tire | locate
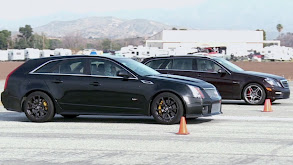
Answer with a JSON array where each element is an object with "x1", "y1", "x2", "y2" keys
[
  {"x1": 23, "y1": 91, "x2": 55, "y2": 122},
  {"x1": 243, "y1": 83, "x2": 266, "y2": 105},
  {"x1": 151, "y1": 92, "x2": 184, "y2": 124},
  {"x1": 61, "y1": 115, "x2": 79, "y2": 119}
]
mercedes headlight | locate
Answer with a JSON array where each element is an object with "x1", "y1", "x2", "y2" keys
[
  {"x1": 264, "y1": 78, "x2": 281, "y2": 87},
  {"x1": 187, "y1": 85, "x2": 205, "y2": 98}
]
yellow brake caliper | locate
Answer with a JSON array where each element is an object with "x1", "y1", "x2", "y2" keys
[
  {"x1": 43, "y1": 101, "x2": 48, "y2": 111},
  {"x1": 158, "y1": 100, "x2": 163, "y2": 115}
]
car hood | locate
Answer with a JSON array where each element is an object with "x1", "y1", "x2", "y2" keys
[
  {"x1": 147, "y1": 74, "x2": 215, "y2": 88},
  {"x1": 239, "y1": 71, "x2": 285, "y2": 80}
]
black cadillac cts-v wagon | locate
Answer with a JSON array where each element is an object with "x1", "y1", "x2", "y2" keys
[{"x1": 1, "y1": 55, "x2": 221, "y2": 124}]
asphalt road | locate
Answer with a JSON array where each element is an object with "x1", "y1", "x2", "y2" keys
[{"x1": 0, "y1": 81, "x2": 293, "y2": 165}]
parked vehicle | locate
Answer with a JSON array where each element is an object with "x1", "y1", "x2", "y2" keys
[
  {"x1": 262, "y1": 46, "x2": 292, "y2": 61},
  {"x1": 8, "y1": 49, "x2": 25, "y2": 61},
  {"x1": 1, "y1": 55, "x2": 221, "y2": 124},
  {"x1": 54, "y1": 48, "x2": 72, "y2": 56},
  {"x1": 0, "y1": 50, "x2": 8, "y2": 61},
  {"x1": 25, "y1": 48, "x2": 40, "y2": 60},
  {"x1": 142, "y1": 55, "x2": 290, "y2": 105},
  {"x1": 40, "y1": 50, "x2": 54, "y2": 58}
]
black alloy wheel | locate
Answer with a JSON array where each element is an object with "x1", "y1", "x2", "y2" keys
[
  {"x1": 243, "y1": 83, "x2": 266, "y2": 105},
  {"x1": 151, "y1": 92, "x2": 184, "y2": 124},
  {"x1": 23, "y1": 91, "x2": 55, "y2": 122}
]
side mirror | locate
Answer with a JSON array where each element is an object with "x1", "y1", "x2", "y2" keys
[
  {"x1": 217, "y1": 69, "x2": 227, "y2": 74},
  {"x1": 117, "y1": 70, "x2": 130, "y2": 79}
]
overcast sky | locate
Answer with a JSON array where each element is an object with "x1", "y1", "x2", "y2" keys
[{"x1": 0, "y1": 0, "x2": 292, "y2": 35}]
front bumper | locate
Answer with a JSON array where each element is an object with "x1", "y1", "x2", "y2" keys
[
  {"x1": 266, "y1": 86, "x2": 290, "y2": 100},
  {"x1": 184, "y1": 96, "x2": 222, "y2": 118}
]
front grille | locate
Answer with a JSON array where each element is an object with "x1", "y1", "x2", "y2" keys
[
  {"x1": 204, "y1": 88, "x2": 221, "y2": 99},
  {"x1": 280, "y1": 80, "x2": 289, "y2": 88}
]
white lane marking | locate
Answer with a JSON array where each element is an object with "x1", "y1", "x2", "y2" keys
[{"x1": 205, "y1": 116, "x2": 293, "y2": 122}]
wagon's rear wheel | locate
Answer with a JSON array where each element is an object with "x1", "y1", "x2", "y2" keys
[{"x1": 24, "y1": 91, "x2": 55, "y2": 122}]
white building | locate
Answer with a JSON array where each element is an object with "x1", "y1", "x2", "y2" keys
[{"x1": 146, "y1": 30, "x2": 279, "y2": 57}]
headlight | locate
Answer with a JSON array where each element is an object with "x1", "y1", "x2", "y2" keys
[
  {"x1": 264, "y1": 78, "x2": 281, "y2": 87},
  {"x1": 187, "y1": 85, "x2": 205, "y2": 98}
]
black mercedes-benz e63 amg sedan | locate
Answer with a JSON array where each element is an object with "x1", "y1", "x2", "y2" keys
[
  {"x1": 1, "y1": 55, "x2": 221, "y2": 124},
  {"x1": 142, "y1": 55, "x2": 290, "y2": 105}
]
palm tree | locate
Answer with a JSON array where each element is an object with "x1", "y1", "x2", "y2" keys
[{"x1": 276, "y1": 24, "x2": 283, "y2": 38}]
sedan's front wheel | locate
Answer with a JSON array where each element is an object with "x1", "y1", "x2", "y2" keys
[
  {"x1": 151, "y1": 92, "x2": 184, "y2": 124},
  {"x1": 243, "y1": 83, "x2": 266, "y2": 105},
  {"x1": 23, "y1": 91, "x2": 55, "y2": 122}
]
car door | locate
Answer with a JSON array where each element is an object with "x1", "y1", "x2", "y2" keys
[
  {"x1": 195, "y1": 58, "x2": 235, "y2": 99},
  {"x1": 84, "y1": 58, "x2": 147, "y2": 115},
  {"x1": 153, "y1": 58, "x2": 200, "y2": 78},
  {"x1": 33, "y1": 58, "x2": 92, "y2": 113}
]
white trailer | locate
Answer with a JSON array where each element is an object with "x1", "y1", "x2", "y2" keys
[
  {"x1": 263, "y1": 46, "x2": 292, "y2": 61},
  {"x1": 40, "y1": 50, "x2": 54, "y2": 58},
  {"x1": 83, "y1": 49, "x2": 103, "y2": 55},
  {"x1": 54, "y1": 48, "x2": 72, "y2": 56},
  {"x1": 25, "y1": 48, "x2": 40, "y2": 59},
  {"x1": 118, "y1": 45, "x2": 170, "y2": 59},
  {"x1": 8, "y1": 49, "x2": 25, "y2": 61},
  {"x1": 0, "y1": 50, "x2": 9, "y2": 61}
]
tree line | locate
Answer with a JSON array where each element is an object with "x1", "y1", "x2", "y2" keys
[
  {"x1": 0, "y1": 25, "x2": 144, "y2": 52},
  {"x1": 0, "y1": 25, "x2": 62, "y2": 50}
]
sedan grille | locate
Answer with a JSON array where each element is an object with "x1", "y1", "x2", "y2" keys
[
  {"x1": 204, "y1": 88, "x2": 221, "y2": 99},
  {"x1": 280, "y1": 80, "x2": 289, "y2": 88}
]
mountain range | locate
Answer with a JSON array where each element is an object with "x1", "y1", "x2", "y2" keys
[{"x1": 34, "y1": 17, "x2": 174, "y2": 39}]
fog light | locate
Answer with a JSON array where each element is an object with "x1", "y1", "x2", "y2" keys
[
  {"x1": 266, "y1": 87, "x2": 273, "y2": 91},
  {"x1": 202, "y1": 106, "x2": 209, "y2": 114},
  {"x1": 275, "y1": 91, "x2": 282, "y2": 95}
]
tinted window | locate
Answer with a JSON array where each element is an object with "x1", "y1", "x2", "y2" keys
[
  {"x1": 35, "y1": 59, "x2": 85, "y2": 74},
  {"x1": 145, "y1": 59, "x2": 170, "y2": 69},
  {"x1": 35, "y1": 61, "x2": 61, "y2": 73},
  {"x1": 196, "y1": 59, "x2": 221, "y2": 72},
  {"x1": 213, "y1": 58, "x2": 243, "y2": 72},
  {"x1": 90, "y1": 59, "x2": 125, "y2": 77},
  {"x1": 172, "y1": 58, "x2": 193, "y2": 70},
  {"x1": 116, "y1": 58, "x2": 160, "y2": 76},
  {"x1": 58, "y1": 59, "x2": 85, "y2": 74}
]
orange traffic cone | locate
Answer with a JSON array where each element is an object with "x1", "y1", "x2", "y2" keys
[
  {"x1": 176, "y1": 116, "x2": 189, "y2": 135},
  {"x1": 262, "y1": 99, "x2": 273, "y2": 112}
]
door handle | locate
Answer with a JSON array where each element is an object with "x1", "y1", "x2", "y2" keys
[
  {"x1": 52, "y1": 80, "x2": 63, "y2": 84},
  {"x1": 89, "y1": 82, "x2": 100, "y2": 86},
  {"x1": 197, "y1": 74, "x2": 202, "y2": 77}
]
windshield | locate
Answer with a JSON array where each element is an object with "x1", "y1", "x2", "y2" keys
[
  {"x1": 116, "y1": 58, "x2": 160, "y2": 76},
  {"x1": 214, "y1": 58, "x2": 244, "y2": 72}
]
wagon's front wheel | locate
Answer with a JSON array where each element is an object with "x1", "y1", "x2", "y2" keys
[{"x1": 151, "y1": 92, "x2": 184, "y2": 124}]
